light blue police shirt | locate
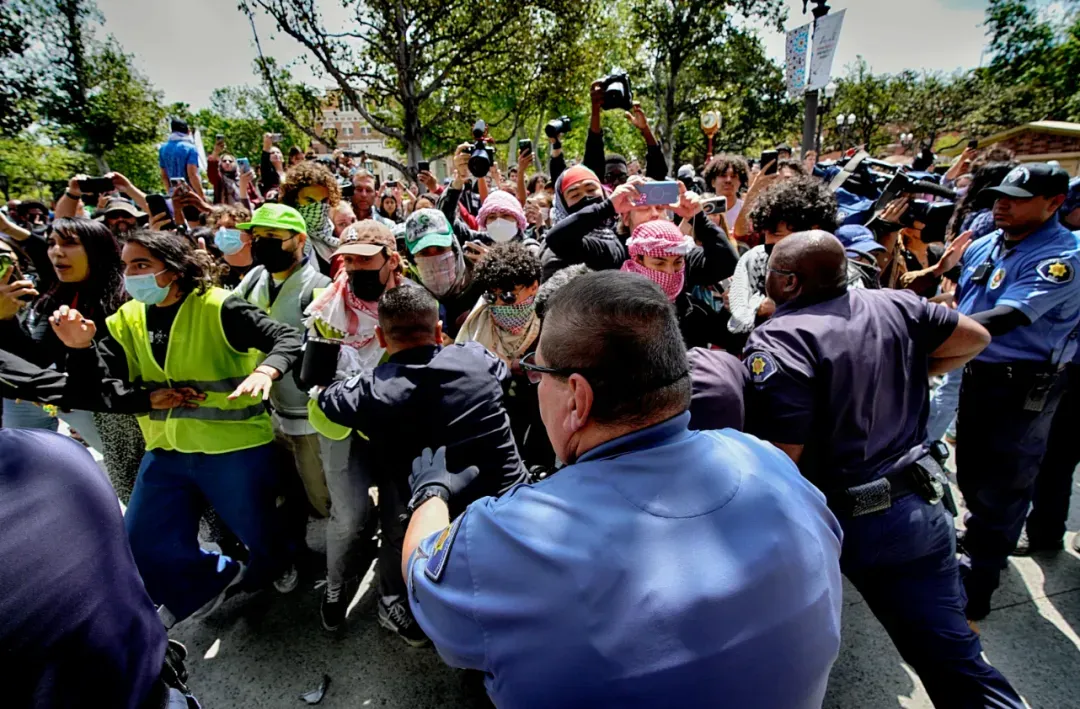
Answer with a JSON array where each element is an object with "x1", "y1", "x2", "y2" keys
[
  {"x1": 407, "y1": 412, "x2": 844, "y2": 709},
  {"x1": 956, "y1": 220, "x2": 1080, "y2": 365}
]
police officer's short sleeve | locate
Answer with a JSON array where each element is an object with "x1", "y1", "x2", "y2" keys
[
  {"x1": 996, "y1": 252, "x2": 1080, "y2": 323},
  {"x1": 888, "y1": 289, "x2": 960, "y2": 352},
  {"x1": 407, "y1": 508, "x2": 488, "y2": 672},
  {"x1": 743, "y1": 347, "x2": 814, "y2": 445}
]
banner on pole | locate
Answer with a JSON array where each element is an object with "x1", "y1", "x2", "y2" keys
[
  {"x1": 785, "y1": 22, "x2": 811, "y2": 99},
  {"x1": 807, "y1": 9, "x2": 846, "y2": 91}
]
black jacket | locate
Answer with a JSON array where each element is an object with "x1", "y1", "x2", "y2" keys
[{"x1": 318, "y1": 342, "x2": 527, "y2": 515}]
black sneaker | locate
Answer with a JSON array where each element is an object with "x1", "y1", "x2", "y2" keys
[
  {"x1": 1011, "y1": 529, "x2": 1063, "y2": 557},
  {"x1": 378, "y1": 595, "x2": 430, "y2": 647},
  {"x1": 320, "y1": 579, "x2": 353, "y2": 632}
]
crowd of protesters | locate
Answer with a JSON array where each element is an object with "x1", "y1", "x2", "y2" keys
[{"x1": 1, "y1": 84, "x2": 1079, "y2": 709}]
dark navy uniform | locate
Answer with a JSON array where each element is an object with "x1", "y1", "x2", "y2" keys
[
  {"x1": 745, "y1": 287, "x2": 1022, "y2": 707},
  {"x1": 954, "y1": 215, "x2": 1080, "y2": 605}
]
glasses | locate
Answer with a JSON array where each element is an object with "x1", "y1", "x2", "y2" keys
[
  {"x1": 768, "y1": 266, "x2": 797, "y2": 277},
  {"x1": 483, "y1": 289, "x2": 521, "y2": 305},
  {"x1": 519, "y1": 351, "x2": 592, "y2": 385}
]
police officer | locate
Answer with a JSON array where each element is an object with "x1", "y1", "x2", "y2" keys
[
  {"x1": 743, "y1": 232, "x2": 1022, "y2": 707},
  {"x1": 399, "y1": 271, "x2": 845, "y2": 709},
  {"x1": 953, "y1": 163, "x2": 1080, "y2": 620}
]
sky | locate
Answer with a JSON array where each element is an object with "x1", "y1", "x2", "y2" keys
[{"x1": 96, "y1": 0, "x2": 993, "y2": 110}]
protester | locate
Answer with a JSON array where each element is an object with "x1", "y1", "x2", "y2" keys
[
  {"x1": 402, "y1": 270, "x2": 843, "y2": 708},
  {"x1": 379, "y1": 192, "x2": 403, "y2": 223},
  {"x1": 209, "y1": 136, "x2": 260, "y2": 206},
  {"x1": 331, "y1": 202, "x2": 357, "y2": 237},
  {"x1": 279, "y1": 161, "x2": 342, "y2": 274},
  {"x1": 158, "y1": 118, "x2": 202, "y2": 195},
  {"x1": 260, "y1": 133, "x2": 287, "y2": 196},
  {"x1": 350, "y1": 169, "x2": 393, "y2": 226},
  {"x1": 703, "y1": 154, "x2": 748, "y2": 226},
  {"x1": 402, "y1": 208, "x2": 478, "y2": 337},
  {"x1": 49, "y1": 229, "x2": 303, "y2": 628}
]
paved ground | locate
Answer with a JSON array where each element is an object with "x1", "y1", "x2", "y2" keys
[{"x1": 168, "y1": 461, "x2": 1080, "y2": 709}]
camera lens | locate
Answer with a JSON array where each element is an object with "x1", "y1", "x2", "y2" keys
[{"x1": 469, "y1": 143, "x2": 491, "y2": 178}]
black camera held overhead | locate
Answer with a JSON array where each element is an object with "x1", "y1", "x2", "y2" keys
[
  {"x1": 545, "y1": 116, "x2": 571, "y2": 139},
  {"x1": 468, "y1": 119, "x2": 495, "y2": 178},
  {"x1": 873, "y1": 170, "x2": 958, "y2": 243},
  {"x1": 599, "y1": 73, "x2": 633, "y2": 111}
]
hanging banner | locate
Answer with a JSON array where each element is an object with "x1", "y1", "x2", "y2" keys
[
  {"x1": 807, "y1": 9, "x2": 846, "y2": 91},
  {"x1": 785, "y1": 22, "x2": 811, "y2": 99}
]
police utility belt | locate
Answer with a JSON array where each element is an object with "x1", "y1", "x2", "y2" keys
[
  {"x1": 964, "y1": 359, "x2": 1063, "y2": 413},
  {"x1": 828, "y1": 448, "x2": 957, "y2": 519}
]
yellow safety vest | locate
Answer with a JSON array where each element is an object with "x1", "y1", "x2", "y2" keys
[{"x1": 105, "y1": 287, "x2": 274, "y2": 454}]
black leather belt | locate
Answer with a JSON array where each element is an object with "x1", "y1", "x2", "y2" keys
[{"x1": 828, "y1": 455, "x2": 955, "y2": 518}]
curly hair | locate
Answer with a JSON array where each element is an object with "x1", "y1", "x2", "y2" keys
[
  {"x1": 279, "y1": 161, "x2": 342, "y2": 207},
  {"x1": 35, "y1": 218, "x2": 126, "y2": 321},
  {"x1": 702, "y1": 154, "x2": 749, "y2": 194},
  {"x1": 946, "y1": 161, "x2": 1016, "y2": 239},
  {"x1": 748, "y1": 176, "x2": 839, "y2": 236},
  {"x1": 125, "y1": 230, "x2": 214, "y2": 296},
  {"x1": 475, "y1": 242, "x2": 542, "y2": 295},
  {"x1": 206, "y1": 204, "x2": 251, "y2": 230},
  {"x1": 777, "y1": 158, "x2": 808, "y2": 177}
]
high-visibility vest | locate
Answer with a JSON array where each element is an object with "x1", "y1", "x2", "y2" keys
[{"x1": 105, "y1": 287, "x2": 273, "y2": 454}]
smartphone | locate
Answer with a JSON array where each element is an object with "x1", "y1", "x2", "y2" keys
[
  {"x1": 0, "y1": 252, "x2": 17, "y2": 283},
  {"x1": 417, "y1": 160, "x2": 430, "y2": 173},
  {"x1": 761, "y1": 150, "x2": 779, "y2": 175},
  {"x1": 269, "y1": 133, "x2": 283, "y2": 142},
  {"x1": 78, "y1": 176, "x2": 115, "y2": 194},
  {"x1": 216, "y1": 133, "x2": 225, "y2": 142},
  {"x1": 145, "y1": 194, "x2": 176, "y2": 230},
  {"x1": 634, "y1": 181, "x2": 681, "y2": 207},
  {"x1": 702, "y1": 195, "x2": 728, "y2": 216},
  {"x1": 967, "y1": 139, "x2": 978, "y2": 150},
  {"x1": 237, "y1": 157, "x2": 252, "y2": 174},
  {"x1": 518, "y1": 139, "x2": 532, "y2": 156}
]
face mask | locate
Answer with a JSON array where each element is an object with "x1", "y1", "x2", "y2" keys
[
  {"x1": 297, "y1": 202, "x2": 331, "y2": 239},
  {"x1": 215, "y1": 227, "x2": 245, "y2": 255},
  {"x1": 486, "y1": 218, "x2": 518, "y2": 243},
  {"x1": 252, "y1": 236, "x2": 298, "y2": 273},
  {"x1": 540, "y1": 207, "x2": 551, "y2": 222},
  {"x1": 124, "y1": 271, "x2": 171, "y2": 305},
  {"x1": 489, "y1": 295, "x2": 536, "y2": 334},
  {"x1": 622, "y1": 259, "x2": 684, "y2": 302},
  {"x1": 349, "y1": 266, "x2": 388, "y2": 302},
  {"x1": 565, "y1": 194, "x2": 602, "y2": 215},
  {"x1": 415, "y1": 251, "x2": 457, "y2": 298}
]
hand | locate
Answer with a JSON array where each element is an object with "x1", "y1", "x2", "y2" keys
[
  {"x1": 196, "y1": 236, "x2": 208, "y2": 253},
  {"x1": 524, "y1": 200, "x2": 542, "y2": 226},
  {"x1": 757, "y1": 297, "x2": 776, "y2": 318},
  {"x1": 610, "y1": 176, "x2": 645, "y2": 215},
  {"x1": 48, "y1": 305, "x2": 96, "y2": 348},
  {"x1": 0, "y1": 276, "x2": 37, "y2": 320},
  {"x1": 590, "y1": 80, "x2": 605, "y2": 108},
  {"x1": 625, "y1": 102, "x2": 649, "y2": 132},
  {"x1": 879, "y1": 196, "x2": 910, "y2": 224},
  {"x1": 408, "y1": 446, "x2": 480, "y2": 499},
  {"x1": 958, "y1": 147, "x2": 977, "y2": 168},
  {"x1": 672, "y1": 182, "x2": 702, "y2": 220},
  {"x1": 263, "y1": 132, "x2": 274, "y2": 150},
  {"x1": 463, "y1": 241, "x2": 489, "y2": 267},
  {"x1": 150, "y1": 387, "x2": 207, "y2": 410},
  {"x1": 454, "y1": 143, "x2": 472, "y2": 181},
  {"x1": 517, "y1": 149, "x2": 534, "y2": 174},
  {"x1": 418, "y1": 170, "x2": 438, "y2": 192},
  {"x1": 746, "y1": 162, "x2": 778, "y2": 201},
  {"x1": 213, "y1": 136, "x2": 225, "y2": 154},
  {"x1": 934, "y1": 231, "x2": 973, "y2": 276},
  {"x1": 67, "y1": 174, "x2": 89, "y2": 196},
  {"x1": 149, "y1": 211, "x2": 173, "y2": 231},
  {"x1": 96, "y1": 192, "x2": 112, "y2": 210},
  {"x1": 228, "y1": 367, "x2": 279, "y2": 401},
  {"x1": 107, "y1": 171, "x2": 134, "y2": 194}
]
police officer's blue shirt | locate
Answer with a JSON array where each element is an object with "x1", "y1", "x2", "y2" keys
[
  {"x1": 407, "y1": 412, "x2": 844, "y2": 709},
  {"x1": 956, "y1": 219, "x2": 1080, "y2": 365}
]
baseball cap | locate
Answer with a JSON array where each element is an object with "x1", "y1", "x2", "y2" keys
[
  {"x1": 236, "y1": 203, "x2": 306, "y2": 234},
  {"x1": 835, "y1": 224, "x2": 886, "y2": 259},
  {"x1": 404, "y1": 208, "x2": 454, "y2": 254},
  {"x1": 984, "y1": 163, "x2": 1070, "y2": 200},
  {"x1": 335, "y1": 220, "x2": 396, "y2": 257}
]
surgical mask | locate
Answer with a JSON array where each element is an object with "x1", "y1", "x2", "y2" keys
[
  {"x1": 565, "y1": 194, "x2": 603, "y2": 215},
  {"x1": 540, "y1": 207, "x2": 551, "y2": 222},
  {"x1": 349, "y1": 267, "x2": 388, "y2": 302},
  {"x1": 124, "y1": 271, "x2": 171, "y2": 305},
  {"x1": 214, "y1": 227, "x2": 245, "y2": 256},
  {"x1": 297, "y1": 202, "x2": 332, "y2": 239},
  {"x1": 486, "y1": 218, "x2": 518, "y2": 243},
  {"x1": 415, "y1": 251, "x2": 457, "y2": 298},
  {"x1": 489, "y1": 295, "x2": 536, "y2": 334},
  {"x1": 251, "y1": 236, "x2": 298, "y2": 273}
]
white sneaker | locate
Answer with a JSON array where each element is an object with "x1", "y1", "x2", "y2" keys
[
  {"x1": 273, "y1": 563, "x2": 299, "y2": 594},
  {"x1": 191, "y1": 562, "x2": 246, "y2": 620}
]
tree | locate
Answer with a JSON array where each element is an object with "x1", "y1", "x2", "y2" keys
[
  {"x1": 240, "y1": 0, "x2": 591, "y2": 176},
  {"x1": 0, "y1": 1, "x2": 41, "y2": 136},
  {"x1": 892, "y1": 71, "x2": 974, "y2": 149},
  {"x1": 0, "y1": 132, "x2": 90, "y2": 201},
  {"x1": 826, "y1": 57, "x2": 898, "y2": 154}
]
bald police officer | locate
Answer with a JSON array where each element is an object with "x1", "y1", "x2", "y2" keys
[
  {"x1": 952, "y1": 163, "x2": 1080, "y2": 620},
  {"x1": 743, "y1": 232, "x2": 1022, "y2": 708},
  {"x1": 400, "y1": 271, "x2": 844, "y2": 709}
]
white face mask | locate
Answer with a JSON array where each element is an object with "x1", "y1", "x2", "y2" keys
[
  {"x1": 540, "y1": 207, "x2": 551, "y2": 223},
  {"x1": 486, "y1": 217, "x2": 518, "y2": 243}
]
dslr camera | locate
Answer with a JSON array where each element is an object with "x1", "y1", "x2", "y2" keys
[
  {"x1": 468, "y1": 119, "x2": 495, "y2": 178},
  {"x1": 898, "y1": 200, "x2": 955, "y2": 243},
  {"x1": 598, "y1": 73, "x2": 633, "y2": 111},
  {"x1": 545, "y1": 116, "x2": 571, "y2": 139}
]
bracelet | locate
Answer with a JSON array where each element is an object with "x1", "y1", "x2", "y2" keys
[{"x1": 65, "y1": 191, "x2": 81, "y2": 200}]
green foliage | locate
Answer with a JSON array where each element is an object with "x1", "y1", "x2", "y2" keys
[
  {"x1": 0, "y1": 132, "x2": 91, "y2": 201},
  {"x1": 0, "y1": 1, "x2": 41, "y2": 136}
]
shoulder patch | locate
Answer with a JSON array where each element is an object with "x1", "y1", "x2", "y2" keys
[
  {"x1": 746, "y1": 351, "x2": 778, "y2": 383},
  {"x1": 1036, "y1": 258, "x2": 1074, "y2": 285},
  {"x1": 425, "y1": 515, "x2": 463, "y2": 583}
]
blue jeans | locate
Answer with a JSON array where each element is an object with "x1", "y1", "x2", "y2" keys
[
  {"x1": 841, "y1": 495, "x2": 1022, "y2": 707},
  {"x1": 2, "y1": 398, "x2": 59, "y2": 431},
  {"x1": 927, "y1": 368, "x2": 961, "y2": 443},
  {"x1": 125, "y1": 444, "x2": 290, "y2": 621}
]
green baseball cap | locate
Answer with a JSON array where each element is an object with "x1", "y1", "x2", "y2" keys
[
  {"x1": 236, "y1": 203, "x2": 307, "y2": 234},
  {"x1": 404, "y1": 208, "x2": 454, "y2": 254}
]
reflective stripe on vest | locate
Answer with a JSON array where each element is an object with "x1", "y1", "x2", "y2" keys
[{"x1": 106, "y1": 287, "x2": 273, "y2": 454}]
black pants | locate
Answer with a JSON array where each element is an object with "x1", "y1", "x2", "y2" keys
[
  {"x1": 1025, "y1": 363, "x2": 1080, "y2": 544},
  {"x1": 957, "y1": 362, "x2": 1066, "y2": 598}
]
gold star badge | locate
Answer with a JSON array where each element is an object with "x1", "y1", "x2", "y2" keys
[
  {"x1": 1049, "y1": 262, "x2": 1067, "y2": 278},
  {"x1": 751, "y1": 357, "x2": 766, "y2": 375}
]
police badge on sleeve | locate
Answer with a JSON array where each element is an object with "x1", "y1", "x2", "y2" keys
[
  {"x1": 747, "y1": 351, "x2": 778, "y2": 383},
  {"x1": 1036, "y1": 259, "x2": 1074, "y2": 285}
]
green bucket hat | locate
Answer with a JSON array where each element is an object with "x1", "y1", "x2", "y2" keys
[{"x1": 236, "y1": 203, "x2": 307, "y2": 234}]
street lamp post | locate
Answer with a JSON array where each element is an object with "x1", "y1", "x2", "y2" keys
[
  {"x1": 815, "y1": 81, "x2": 838, "y2": 153},
  {"x1": 838, "y1": 113, "x2": 856, "y2": 153},
  {"x1": 800, "y1": 0, "x2": 833, "y2": 156}
]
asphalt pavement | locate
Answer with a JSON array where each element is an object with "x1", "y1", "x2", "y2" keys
[{"x1": 170, "y1": 464, "x2": 1080, "y2": 709}]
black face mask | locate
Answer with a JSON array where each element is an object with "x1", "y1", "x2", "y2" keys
[
  {"x1": 349, "y1": 266, "x2": 388, "y2": 302},
  {"x1": 252, "y1": 237, "x2": 298, "y2": 273},
  {"x1": 565, "y1": 194, "x2": 603, "y2": 215},
  {"x1": 763, "y1": 242, "x2": 776, "y2": 256}
]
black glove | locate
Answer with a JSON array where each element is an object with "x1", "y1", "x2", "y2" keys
[{"x1": 409, "y1": 446, "x2": 480, "y2": 501}]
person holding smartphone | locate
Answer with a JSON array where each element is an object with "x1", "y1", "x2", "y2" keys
[{"x1": 158, "y1": 119, "x2": 203, "y2": 197}]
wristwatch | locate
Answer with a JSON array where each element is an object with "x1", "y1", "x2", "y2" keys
[{"x1": 407, "y1": 485, "x2": 450, "y2": 514}]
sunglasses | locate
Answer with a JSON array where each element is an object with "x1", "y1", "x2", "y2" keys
[
  {"x1": 483, "y1": 290, "x2": 524, "y2": 305},
  {"x1": 519, "y1": 351, "x2": 592, "y2": 385}
]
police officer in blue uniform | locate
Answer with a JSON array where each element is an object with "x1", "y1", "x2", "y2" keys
[
  {"x1": 743, "y1": 231, "x2": 1022, "y2": 708},
  {"x1": 953, "y1": 163, "x2": 1080, "y2": 620},
  {"x1": 400, "y1": 271, "x2": 845, "y2": 709}
]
